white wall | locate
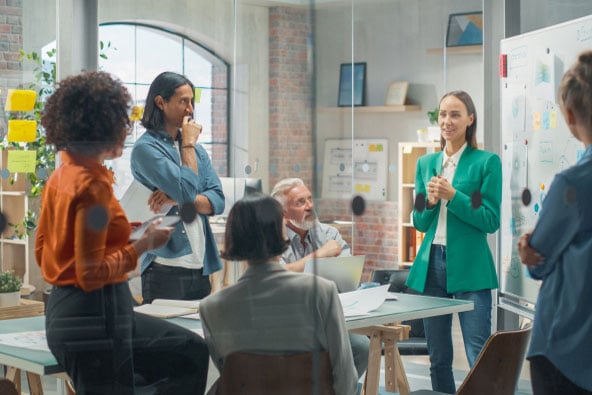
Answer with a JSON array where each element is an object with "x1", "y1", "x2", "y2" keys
[{"x1": 313, "y1": 0, "x2": 483, "y2": 200}]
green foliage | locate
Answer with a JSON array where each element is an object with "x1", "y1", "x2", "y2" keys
[
  {"x1": 427, "y1": 107, "x2": 439, "y2": 126},
  {"x1": 7, "y1": 210, "x2": 37, "y2": 239},
  {"x1": 0, "y1": 271, "x2": 22, "y2": 293}
]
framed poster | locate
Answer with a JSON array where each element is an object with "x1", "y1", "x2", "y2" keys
[
  {"x1": 338, "y1": 62, "x2": 367, "y2": 107},
  {"x1": 446, "y1": 11, "x2": 483, "y2": 47},
  {"x1": 384, "y1": 81, "x2": 409, "y2": 105}
]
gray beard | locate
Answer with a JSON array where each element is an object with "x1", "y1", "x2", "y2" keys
[{"x1": 288, "y1": 217, "x2": 317, "y2": 232}]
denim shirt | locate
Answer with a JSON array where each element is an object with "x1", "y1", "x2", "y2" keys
[
  {"x1": 527, "y1": 144, "x2": 592, "y2": 390},
  {"x1": 130, "y1": 129, "x2": 224, "y2": 275},
  {"x1": 279, "y1": 221, "x2": 351, "y2": 264}
]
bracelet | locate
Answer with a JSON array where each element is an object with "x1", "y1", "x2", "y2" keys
[{"x1": 182, "y1": 145, "x2": 194, "y2": 149}]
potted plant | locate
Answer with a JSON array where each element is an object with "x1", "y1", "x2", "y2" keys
[
  {"x1": 426, "y1": 107, "x2": 441, "y2": 142},
  {"x1": 0, "y1": 271, "x2": 22, "y2": 307}
]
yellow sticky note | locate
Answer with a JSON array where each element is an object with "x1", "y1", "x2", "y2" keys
[
  {"x1": 369, "y1": 144, "x2": 377, "y2": 152},
  {"x1": 5, "y1": 89, "x2": 37, "y2": 112},
  {"x1": 7, "y1": 150, "x2": 37, "y2": 173},
  {"x1": 549, "y1": 110, "x2": 558, "y2": 129},
  {"x1": 7, "y1": 120, "x2": 37, "y2": 142},
  {"x1": 533, "y1": 112, "x2": 541, "y2": 131},
  {"x1": 194, "y1": 88, "x2": 202, "y2": 104},
  {"x1": 130, "y1": 106, "x2": 144, "y2": 121}
]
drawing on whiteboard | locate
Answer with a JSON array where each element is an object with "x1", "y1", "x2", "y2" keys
[{"x1": 322, "y1": 138, "x2": 388, "y2": 201}]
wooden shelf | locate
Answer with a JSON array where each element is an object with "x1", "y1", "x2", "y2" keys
[
  {"x1": 426, "y1": 45, "x2": 482, "y2": 55},
  {"x1": 318, "y1": 105, "x2": 421, "y2": 113}
]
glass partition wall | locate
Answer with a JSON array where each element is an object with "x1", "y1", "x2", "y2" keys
[{"x1": 0, "y1": 0, "x2": 487, "y2": 307}]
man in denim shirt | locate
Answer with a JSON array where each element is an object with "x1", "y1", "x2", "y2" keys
[{"x1": 131, "y1": 72, "x2": 224, "y2": 303}]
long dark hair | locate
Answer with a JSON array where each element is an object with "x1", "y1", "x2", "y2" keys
[
  {"x1": 439, "y1": 90, "x2": 478, "y2": 150},
  {"x1": 141, "y1": 71, "x2": 194, "y2": 131},
  {"x1": 221, "y1": 194, "x2": 290, "y2": 262}
]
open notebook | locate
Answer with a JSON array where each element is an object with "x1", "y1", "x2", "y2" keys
[{"x1": 134, "y1": 299, "x2": 200, "y2": 318}]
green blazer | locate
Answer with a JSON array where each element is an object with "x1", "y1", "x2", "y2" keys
[{"x1": 406, "y1": 146, "x2": 502, "y2": 294}]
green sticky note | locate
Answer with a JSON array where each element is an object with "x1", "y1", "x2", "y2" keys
[
  {"x1": 5, "y1": 89, "x2": 37, "y2": 112},
  {"x1": 7, "y1": 150, "x2": 37, "y2": 173},
  {"x1": 194, "y1": 88, "x2": 202, "y2": 104},
  {"x1": 7, "y1": 120, "x2": 37, "y2": 142}
]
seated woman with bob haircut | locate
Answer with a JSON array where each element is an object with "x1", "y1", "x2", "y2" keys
[{"x1": 200, "y1": 194, "x2": 358, "y2": 395}]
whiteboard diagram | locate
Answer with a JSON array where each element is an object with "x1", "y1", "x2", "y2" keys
[
  {"x1": 321, "y1": 139, "x2": 388, "y2": 201},
  {"x1": 500, "y1": 15, "x2": 592, "y2": 304}
]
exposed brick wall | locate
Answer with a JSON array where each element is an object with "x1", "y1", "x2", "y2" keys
[
  {"x1": 0, "y1": 0, "x2": 22, "y2": 109},
  {"x1": 316, "y1": 199, "x2": 399, "y2": 281},
  {"x1": 268, "y1": 6, "x2": 401, "y2": 276},
  {"x1": 269, "y1": 7, "x2": 313, "y2": 187},
  {"x1": 211, "y1": 63, "x2": 228, "y2": 176}
]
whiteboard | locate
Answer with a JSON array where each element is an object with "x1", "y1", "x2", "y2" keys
[
  {"x1": 499, "y1": 15, "x2": 592, "y2": 304},
  {"x1": 321, "y1": 139, "x2": 388, "y2": 201}
]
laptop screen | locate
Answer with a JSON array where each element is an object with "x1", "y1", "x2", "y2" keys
[{"x1": 303, "y1": 255, "x2": 365, "y2": 293}]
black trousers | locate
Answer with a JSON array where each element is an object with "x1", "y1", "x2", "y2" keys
[
  {"x1": 142, "y1": 262, "x2": 211, "y2": 304},
  {"x1": 46, "y1": 282, "x2": 209, "y2": 395},
  {"x1": 530, "y1": 356, "x2": 592, "y2": 395}
]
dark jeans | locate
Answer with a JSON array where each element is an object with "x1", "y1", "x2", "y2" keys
[
  {"x1": 142, "y1": 262, "x2": 211, "y2": 304},
  {"x1": 422, "y1": 244, "x2": 492, "y2": 394},
  {"x1": 530, "y1": 356, "x2": 592, "y2": 395},
  {"x1": 46, "y1": 283, "x2": 209, "y2": 395}
]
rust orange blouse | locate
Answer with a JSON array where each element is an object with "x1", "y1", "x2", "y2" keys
[{"x1": 35, "y1": 151, "x2": 138, "y2": 291}]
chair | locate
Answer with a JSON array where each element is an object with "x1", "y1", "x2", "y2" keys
[
  {"x1": 371, "y1": 269, "x2": 428, "y2": 355},
  {"x1": 215, "y1": 351, "x2": 336, "y2": 395},
  {"x1": 408, "y1": 327, "x2": 532, "y2": 395}
]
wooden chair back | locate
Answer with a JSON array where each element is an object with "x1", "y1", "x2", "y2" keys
[
  {"x1": 215, "y1": 350, "x2": 336, "y2": 395},
  {"x1": 457, "y1": 327, "x2": 531, "y2": 395}
]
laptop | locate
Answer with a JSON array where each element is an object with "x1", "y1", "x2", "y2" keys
[{"x1": 303, "y1": 255, "x2": 365, "y2": 293}]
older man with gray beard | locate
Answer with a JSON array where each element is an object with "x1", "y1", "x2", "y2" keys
[{"x1": 271, "y1": 177, "x2": 370, "y2": 383}]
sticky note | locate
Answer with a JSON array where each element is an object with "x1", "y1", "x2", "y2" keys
[
  {"x1": 4, "y1": 89, "x2": 37, "y2": 112},
  {"x1": 533, "y1": 112, "x2": 541, "y2": 131},
  {"x1": 7, "y1": 120, "x2": 37, "y2": 142},
  {"x1": 369, "y1": 144, "x2": 377, "y2": 152},
  {"x1": 7, "y1": 150, "x2": 37, "y2": 173},
  {"x1": 549, "y1": 110, "x2": 558, "y2": 129},
  {"x1": 194, "y1": 88, "x2": 202, "y2": 104},
  {"x1": 130, "y1": 106, "x2": 144, "y2": 121}
]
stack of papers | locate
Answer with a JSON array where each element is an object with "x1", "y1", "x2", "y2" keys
[
  {"x1": 338, "y1": 284, "x2": 389, "y2": 317},
  {"x1": 134, "y1": 299, "x2": 200, "y2": 318}
]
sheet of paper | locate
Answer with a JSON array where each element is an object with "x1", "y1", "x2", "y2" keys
[
  {"x1": 338, "y1": 284, "x2": 389, "y2": 317},
  {"x1": 0, "y1": 330, "x2": 50, "y2": 352},
  {"x1": 7, "y1": 119, "x2": 37, "y2": 142},
  {"x1": 7, "y1": 150, "x2": 36, "y2": 173},
  {"x1": 133, "y1": 304, "x2": 196, "y2": 318},
  {"x1": 4, "y1": 89, "x2": 37, "y2": 112},
  {"x1": 119, "y1": 179, "x2": 172, "y2": 222}
]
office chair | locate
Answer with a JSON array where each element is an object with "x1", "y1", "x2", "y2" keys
[
  {"x1": 409, "y1": 327, "x2": 532, "y2": 395},
  {"x1": 370, "y1": 269, "x2": 428, "y2": 355},
  {"x1": 0, "y1": 378, "x2": 18, "y2": 395},
  {"x1": 215, "y1": 351, "x2": 336, "y2": 395}
]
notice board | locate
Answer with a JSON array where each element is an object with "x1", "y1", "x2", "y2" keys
[
  {"x1": 499, "y1": 15, "x2": 592, "y2": 306},
  {"x1": 321, "y1": 139, "x2": 388, "y2": 201}
]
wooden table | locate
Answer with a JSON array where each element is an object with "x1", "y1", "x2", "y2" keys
[{"x1": 0, "y1": 293, "x2": 472, "y2": 395}]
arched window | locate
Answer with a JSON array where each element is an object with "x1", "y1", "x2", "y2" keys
[{"x1": 98, "y1": 23, "x2": 230, "y2": 196}]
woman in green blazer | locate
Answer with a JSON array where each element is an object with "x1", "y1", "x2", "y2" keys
[{"x1": 406, "y1": 91, "x2": 502, "y2": 394}]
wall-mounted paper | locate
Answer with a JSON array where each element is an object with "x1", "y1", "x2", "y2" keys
[
  {"x1": 194, "y1": 88, "x2": 202, "y2": 104},
  {"x1": 7, "y1": 150, "x2": 37, "y2": 173},
  {"x1": 4, "y1": 89, "x2": 37, "y2": 112},
  {"x1": 7, "y1": 120, "x2": 37, "y2": 142},
  {"x1": 130, "y1": 105, "x2": 144, "y2": 121}
]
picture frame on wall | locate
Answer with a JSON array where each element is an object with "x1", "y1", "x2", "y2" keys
[
  {"x1": 338, "y1": 62, "x2": 367, "y2": 107},
  {"x1": 384, "y1": 81, "x2": 409, "y2": 106},
  {"x1": 446, "y1": 11, "x2": 483, "y2": 47}
]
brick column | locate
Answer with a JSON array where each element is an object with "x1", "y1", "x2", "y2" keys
[{"x1": 269, "y1": 6, "x2": 313, "y2": 187}]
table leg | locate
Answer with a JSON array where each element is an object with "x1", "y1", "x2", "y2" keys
[
  {"x1": 26, "y1": 371, "x2": 44, "y2": 395},
  {"x1": 361, "y1": 329, "x2": 382, "y2": 395},
  {"x1": 5, "y1": 367, "x2": 21, "y2": 394}
]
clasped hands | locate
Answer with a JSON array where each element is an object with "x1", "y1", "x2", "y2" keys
[{"x1": 426, "y1": 175, "x2": 455, "y2": 207}]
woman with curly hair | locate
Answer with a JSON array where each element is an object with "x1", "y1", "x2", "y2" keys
[{"x1": 36, "y1": 71, "x2": 209, "y2": 394}]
